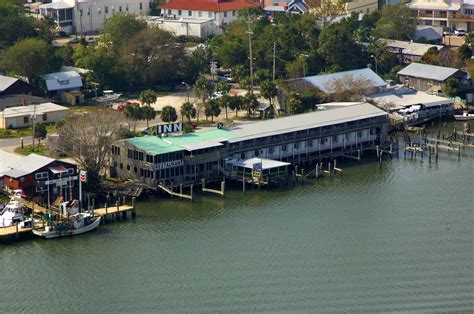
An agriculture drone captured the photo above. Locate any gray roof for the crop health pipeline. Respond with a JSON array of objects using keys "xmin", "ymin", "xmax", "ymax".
[
  {"xmin": 1, "ymin": 153, "xmax": 74, "ymax": 178},
  {"xmin": 39, "ymin": 2, "xmax": 74, "ymax": 9},
  {"xmin": 228, "ymin": 103, "xmax": 387, "ymax": 142},
  {"xmin": 384, "ymin": 39, "xmax": 443, "ymax": 56},
  {"xmin": 233, "ymin": 158, "xmax": 290, "ymax": 170},
  {"xmin": 397, "ymin": 63, "xmax": 460, "ymax": 82},
  {"xmin": 414, "ymin": 27, "xmax": 442, "ymax": 42},
  {"xmin": 0, "ymin": 95, "xmax": 49, "ymax": 111},
  {"xmin": 0, "ymin": 150, "xmax": 22, "ymax": 176},
  {"xmin": 367, "ymin": 86, "xmax": 453, "ymax": 110},
  {"xmin": 2, "ymin": 102, "xmax": 69, "ymax": 118},
  {"xmin": 40, "ymin": 71, "xmax": 82, "ymax": 92},
  {"xmin": 301, "ymin": 68, "xmax": 386, "ymax": 94},
  {"xmin": 0, "ymin": 75, "xmax": 18, "ymax": 93}
]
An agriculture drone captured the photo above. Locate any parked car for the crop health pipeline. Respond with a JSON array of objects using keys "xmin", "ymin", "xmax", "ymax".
[
  {"xmin": 217, "ymin": 74, "xmax": 233, "ymax": 82},
  {"xmin": 116, "ymin": 101, "xmax": 140, "ymax": 111},
  {"xmin": 454, "ymin": 29, "xmax": 466, "ymax": 36},
  {"xmin": 211, "ymin": 91, "xmax": 223, "ymax": 99}
]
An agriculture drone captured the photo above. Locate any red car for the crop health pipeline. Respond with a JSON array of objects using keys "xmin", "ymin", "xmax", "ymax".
[{"xmin": 116, "ymin": 101, "xmax": 140, "ymax": 111}]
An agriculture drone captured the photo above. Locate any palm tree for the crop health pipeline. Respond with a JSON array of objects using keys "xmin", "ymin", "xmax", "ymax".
[
  {"xmin": 260, "ymin": 80, "xmax": 278, "ymax": 118},
  {"xmin": 139, "ymin": 89, "xmax": 157, "ymax": 107},
  {"xmin": 180, "ymin": 101, "xmax": 196, "ymax": 123},
  {"xmin": 216, "ymin": 81, "xmax": 232, "ymax": 119},
  {"xmin": 193, "ymin": 77, "xmax": 213, "ymax": 125},
  {"xmin": 204, "ymin": 99, "xmax": 221, "ymax": 123},
  {"xmin": 243, "ymin": 92, "xmax": 259, "ymax": 117}
]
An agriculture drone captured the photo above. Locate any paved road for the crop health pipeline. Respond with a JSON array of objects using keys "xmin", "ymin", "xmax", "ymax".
[{"xmin": 0, "ymin": 137, "xmax": 32, "ymax": 149}]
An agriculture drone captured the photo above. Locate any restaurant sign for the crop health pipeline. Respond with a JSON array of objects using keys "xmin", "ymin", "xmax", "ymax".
[{"xmin": 154, "ymin": 160, "xmax": 184, "ymax": 170}]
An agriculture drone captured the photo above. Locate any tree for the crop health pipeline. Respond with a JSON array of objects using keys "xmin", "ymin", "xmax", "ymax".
[
  {"xmin": 33, "ymin": 123, "xmax": 47, "ymax": 146},
  {"xmin": 216, "ymin": 81, "xmax": 232, "ymax": 119},
  {"xmin": 421, "ymin": 47, "xmax": 439, "ymax": 65},
  {"xmin": 287, "ymin": 98, "xmax": 305, "ymax": 115},
  {"xmin": 374, "ymin": 5, "xmax": 417, "ymax": 41},
  {"xmin": 219, "ymin": 94, "xmax": 233, "ymax": 120},
  {"xmin": 161, "ymin": 105, "xmax": 178, "ymax": 123},
  {"xmin": 180, "ymin": 102, "xmax": 196, "ymax": 123},
  {"xmin": 1, "ymin": 38, "xmax": 59, "ymax": 83},
  {"xmin": 102, "ymin": 13, "xmax": 147, "ymax": 50},
  {"xmin": 215, "ymin": 40, "xmax": 248, "ymax": 68},
  {"xmin": 139, "ymin": 89, "xmax": 157, "ymax": 107},
  {"xmin": 458, "ymin": 44, "xmax": 472, "ymax": 59},
  {"xmin": 228, "ymin": 95, "xmax": 243, "ymax": 117},
  {"xmin": 327, "ymin": 75, "xmax": 377, "ymax": 102},
  {"xmin": 318, "ymin": 22, "xmax": 366, "ymax": 71},
  {"xmin": 242, "ymin": 92, "xmax": 259, "ymax": 117},
  {"xmin": 193, "ymin": 77, "xmax": 213, "ymax": 124},
  {"xmin": 444, "ymin": 78, "xmax": 460, "ymax": 97},
  {"xmin": 204, "ymin": 99, "xmax": 221, "ymax": 122},
  {"xmin": 141, "ymin": 106, "xmax": 156, "ymax": 128},
  {"xmin": 52, "ymin": 111, "xmax": 125, "ymax": 190},
  {"xmin": 307, "ymin": 0, "xmax": 346, "ymax": 26},
  {"xmin": 231, "ymin": 65, "xmax": 248, "ymax": 84},
  {"xmin": 123, "ymin": 104, "xmax": 142, "ymax": 132},
  {"xmin": 254, "ymin": 69, "xmax": 271, "ymax": 85},
  {"xmin": 260, "ymin": 80, "xmax": 278, "ymax": 117}
]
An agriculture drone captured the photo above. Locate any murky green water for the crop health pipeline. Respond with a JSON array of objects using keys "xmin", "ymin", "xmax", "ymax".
[{"xmin": 1, "ymin": 123, "xmax": 473, "ymax": 313}]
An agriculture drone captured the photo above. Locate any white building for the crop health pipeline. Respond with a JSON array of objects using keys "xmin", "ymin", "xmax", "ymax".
[
  {"xmin": 39, "ymin": 0, "xmax": 155, "ymax": 34},
  {"xmin": 153, "ymin": 0, "xmax": 261, "ymax": 37},
  {"xmin": 409, "ymin": 0, "xmax": 474, "ymax": 31},
  {"xmin": 0, "ymin": 103, "xmax": 70, "ymax": 129}
]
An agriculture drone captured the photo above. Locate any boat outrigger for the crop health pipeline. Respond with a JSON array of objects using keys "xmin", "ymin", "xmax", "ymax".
[{"xmin": 0, "ymin": 190, "xmax": 28, "ymax": 228}]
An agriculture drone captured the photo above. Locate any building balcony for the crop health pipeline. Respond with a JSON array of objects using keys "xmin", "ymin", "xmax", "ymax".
[{"xmin": 451, "ymin": 14, "xmax": 474, "ymax": 21}]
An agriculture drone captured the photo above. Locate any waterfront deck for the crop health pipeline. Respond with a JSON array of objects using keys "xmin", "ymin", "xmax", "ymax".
[
  {"xmin": 93, "ymin": 204, "xmax": 136, "ymax": 223},
  {"xmin": 0, "ymin": 221, "xmax": 44, "ymax": 240}
]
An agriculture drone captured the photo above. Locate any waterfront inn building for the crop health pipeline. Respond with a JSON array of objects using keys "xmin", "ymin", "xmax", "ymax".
[{"xmin": 110, "ymin": 103, "xmax": 389, "ymax": 187}]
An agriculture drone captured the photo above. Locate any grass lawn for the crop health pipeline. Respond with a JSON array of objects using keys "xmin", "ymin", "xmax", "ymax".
[
  {"xmin": 14, "ymin": 143, "xmax": 49, "ymax": 156},
  {"xmin": 0, "ymin": 125, "xmax": 56, "ymax": 139}
]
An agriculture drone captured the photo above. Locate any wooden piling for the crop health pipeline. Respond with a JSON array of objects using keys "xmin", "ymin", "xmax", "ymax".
[{"xmin": 131, "ymin": 197, "xmax": 136, "ymax": 218}]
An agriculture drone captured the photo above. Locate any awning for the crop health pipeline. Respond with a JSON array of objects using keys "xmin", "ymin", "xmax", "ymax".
[{"xmin": 49, "ymin": 165, "xmax": 68, "ymax": 174}]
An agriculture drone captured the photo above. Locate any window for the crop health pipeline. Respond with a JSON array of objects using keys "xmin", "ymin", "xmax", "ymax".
[
  {"xmin": 35, "ymin": 172, "xmax": 48, "ymax": 180},
  {"xmin": 268, "ymin": 147, "xmax": 274, "ymax": 154},
  {"xmin": 149, "ymin": 2, "xmax": 152, "ymax": 9},
  {"xmin": 120, "ymin": 163, "xmax": 123, "ymax": 170},
  {"xmin": 208, "ymin": 11, "xmax": 212, "ymax": 18},
  {"xmin": 140, "ymin": 3, "xmax": 143, "ymax": 10},
  {"xmin": 112, "ymin": 5, "xmax": 115, "ymax": 13},
  {"xmin": 307, "ymin": 140, "xmax": 313, "ymax": 147},
  {"xmin": 357, "ymin": 131, "xmax": 362, "ymax": 138},
  {"xmin": 43, "ymin": 113, "xmax": 47, "ymax": 121},
  {"xmin": 168, "ymin": 9, "xmax": 171, "ymax": 15},
  {"xmin": 67, "ymin": 168, "xmax": 74, "ymax": 175},
  {"xmin": 127, "ymin": 165, "xmax": 130, "ymax": 171},
  {"xmin": 98, "ymin": 7, "xmax": 101, "ymax": 14},
  {"xmin": 198, "ymin": 11, "xmax": 202, "ymax": 17},
  {"xmin": 178, "ymin": 10, "xmax": 181, "ymax": 15},
  {"xmin": 105, "ymin": 6, "xmax": 108, "ymax": 14},
  {"xmin": 232, "ymin": 10, "xmax": 236, "ymax": 16},
  {"xmin": 333, "ymin": 135, "xmax": 338, "ymax": 143},
  {"xmin": 370, "ymin": 128, "xmax": 375, "ymax": 135},
  {"xmin": 119, "ymin": 6, "xmax": 122, "ymax": 12},
  {"xmin": 80, "ymin": 9, "xmax": 83, "ymax": 16},
  {"xmin": 282, "ymin": 144, "xmax": 287, "ymax": 152},
  {"xmin": 188, "ymin": 10, "xmax": 192, "ymax": 17},
  {"xmin": 23, "ymin": 116, "xmax": 29, "ymax": 124},
  {"xmin": 224, "ymin": 11, "xmax": 227, "ymax": 17},
  {"xmin": 146, "ymin": 155, "xmax": 153, "ymax": 163},
  {"xmin": 294, "ymin": 143, "xmax": 299, "ymax": 150}
]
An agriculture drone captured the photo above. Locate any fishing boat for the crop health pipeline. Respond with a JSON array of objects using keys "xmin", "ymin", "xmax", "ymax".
[
  {"xmin": 454, "ymin": 111, "xmax": 474, "ymax": 121},
  {"xmin": 0, "ymin": 190, "xmax": 27, "ymax": 228},
  {"xmin": 404, "ymin": 125, "xmax": 425, "ymax": 132},
  {"xmin": 94, "ymin": 90, "xmax": 122, "ymax": 104},
  {"xmin": 32, "ymin": 213, "xmax": 101, "ymax": 239}
]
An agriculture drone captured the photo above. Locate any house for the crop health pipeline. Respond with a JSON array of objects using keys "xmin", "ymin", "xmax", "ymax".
[
  {"xmin": 408, "ymin": 0, "xmax": 474, "ymax": 31},
  {"xmin": 0, "ymin": 151, "xmax": 78, "ymax": 203},
  {"xmin": 38, "ymin": 0, "xmax": 154, "ymax": 34},
  {"xmin": 397, "ymin": 63, "xmax": 470, "ymax": 92},
  {"xmin": 383, "ymin": 39, "xmax": 446, "ymax": 64},
  {"xmin": 0, "ymin": 75, "xmax": 37, "ymax": 96},
  {"xmin": 0, "ymin": 103, "xmax": 70, "ymax": 129},
  {"xmin": 40, "ymin": 71, "xmax": 83, "ymax": 105},
  {"xmin": 154, "ymin": 0, "xmax": 261, "ymax": 37},
  {"xmin": 0, "ymin": 95, "xmax": 50, "ymax": 112},
  {"xmin": 297, "ymin": 68, "xmax": 386, "ymax": 95},
  {"xmin": 366, "ymin": 85, "xmax": 454, "ymax": 124},
  {"xmin": 263, "ymin": 0, "xmax": 308, "ymax": 14},
  {"xmin": 310, "ymin": 0, "xmax": 377, "ymax": 15}
]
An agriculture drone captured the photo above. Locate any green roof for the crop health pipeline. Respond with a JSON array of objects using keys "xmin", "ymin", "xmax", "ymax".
[{"xmin": 127, "ymin": 129, "xmax": 238, "ymax": 155}]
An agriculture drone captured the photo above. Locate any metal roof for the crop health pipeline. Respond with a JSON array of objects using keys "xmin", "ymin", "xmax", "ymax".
[
  {"xmin": 0, "ymin": 150, "xmax": 22, "ymax": 176},
  {"xmin": 1, "ymin": 153, "xmax": 74, "ymax": 178},
  {"xmin": 39, "ymin": 2, "xmax": 74, "ymax": 9},
  {"xmin": 301, "ymin": 68, "xmax": 386, "ymax": 94},
  {"xmin": 414, "ymin": 27, "xmax": 442, "ymax": 42},
  {"xmin": 397, "ymin": 63, "xmax": 459, "ymax": 82},
  {"xmin": 384, "ymin": 39, "xmax": 443, "ymax": 57},
  {"xmin": 127, "ymin": 129, "xmax": 238, "ymax": 155},
  {"xmin": 0, "ymin": 75, "xmax": 18, "ymax": 93},
  {"xmin": 227, "ymin": 103, "xmax": 387, "ymax": 142},
  {"xmin": 367, "ymin": 86, "xmax": 453, "ymax": 110},
  {"xmin": 1, "ymin": 102, "xmax": 69, "ymax": 118},
  {"xmin": 40, "ymin": 71, "xmax": 82, "ymax": 92},
  {"xmin": 233, "ymin": 158, "xmax": 290, "ymax": 170}
]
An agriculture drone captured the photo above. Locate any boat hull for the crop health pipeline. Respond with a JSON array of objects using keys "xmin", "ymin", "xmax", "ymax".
[
  {"xmin": 33, "ymin": 217, "xmax": 101, "ymax": 239},
  {"xmin": 454, "ymin": 115, "xmax": 474, "ymax": 121}
]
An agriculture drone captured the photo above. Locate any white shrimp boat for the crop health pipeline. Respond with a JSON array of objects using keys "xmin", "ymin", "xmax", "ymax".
[
  {"xmin": 32, "ymin": 213, "xmax": 101, "ymax": 239},
  {"xmin": 0, "ymin": 190, "xmax": 27, "ymax": 228},
  {"xmin": 454, "ymin": 112, "xmax": 474, "ymax": 121}
]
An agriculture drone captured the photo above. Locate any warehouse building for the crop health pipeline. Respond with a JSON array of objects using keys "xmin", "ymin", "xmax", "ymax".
[
  {"xmin": 0, "ymin": 103, "xmax": 69, "ymax": 129},
  {"xmin": 110, "ymin": 103, "xmax": 389, "ymax": 187}
]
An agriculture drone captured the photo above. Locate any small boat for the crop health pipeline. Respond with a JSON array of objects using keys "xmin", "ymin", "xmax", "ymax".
[
  {"xmin": 404, "ymin": 125, "xmax": 425, "ymax": 132},
  {"xmin": 94, "ymin": 90, "xmax": 122, "ymax": 104},
  {"xmin": 32, "ymin": 213, "xmax": 101, "ymax": 239},
  {"xmin": 0, "ymin": 190, "xmax": 27, "ymax": 228},
  {"xmin": 454, "ymin": 111, "xmax": 474, "ymax": 121}
]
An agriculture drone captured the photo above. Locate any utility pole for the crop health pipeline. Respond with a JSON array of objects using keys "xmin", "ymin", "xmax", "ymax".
[
  {"xmin": 247, "ymin": 26, "xmax": 254, "ymax": 94},
  {"xmin": 300, "ymin": 54, "xmax": 309, "ymax": 77},
  {"xmin": 272, "ymin": 42, "xmax": 276, "ymax": 81},
  {"xmin": 31, "ymin": 103, "xmax": 37, "ymax": 151}
]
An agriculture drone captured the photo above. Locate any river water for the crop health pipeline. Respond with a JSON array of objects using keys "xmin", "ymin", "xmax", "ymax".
[{"xmin": 1, "ymin": 124, "xmax": 473, "ymax": 313}]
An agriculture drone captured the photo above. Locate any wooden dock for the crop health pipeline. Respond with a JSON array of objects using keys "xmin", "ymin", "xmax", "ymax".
[
  {"xmin": 0, "ymin": 221, "xmax": 44, "ymax": 241},
  {"xmin": 93, "ymin": 203, "xmax": 136, "ymax": 223}
]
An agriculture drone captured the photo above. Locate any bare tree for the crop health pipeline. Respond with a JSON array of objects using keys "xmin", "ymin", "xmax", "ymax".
[
  {"xmin": 307, "ymin": 0, "xmax": 347, "ymax": 26},
  {"xmin": 51, "ymin": 110, "xmax": 125, "ymax": 188},
  {"xmin": 325, "ymin": 75, "xmax": 378, "ymax": 102}
]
